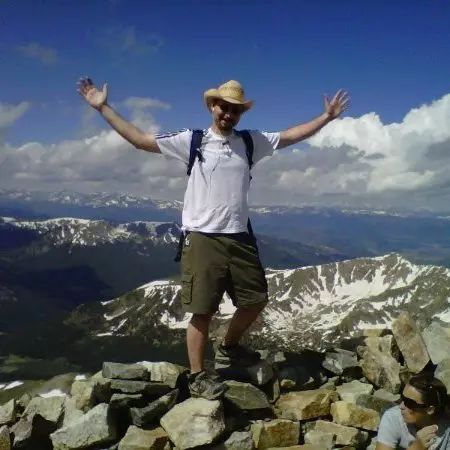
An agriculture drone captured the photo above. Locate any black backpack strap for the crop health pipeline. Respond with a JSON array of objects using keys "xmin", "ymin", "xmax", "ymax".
[
  {"xmin": 236, "ymin": 129, "xmax": 254, "ymax": 170},
  {"xmin": 236, "ymin": 130, "xmax": 258, "ymax": 246},
  {"xmin": 187, "ymin": 129, "xmax": 204, "ymax": 176}
]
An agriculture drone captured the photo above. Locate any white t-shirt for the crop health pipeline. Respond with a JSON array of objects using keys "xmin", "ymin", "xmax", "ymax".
[
  {"xmin": 377, "ymin": 406, "xmax": 450, "ymax": 449},
  {"xmin": 155, "ymin": 128, "xmax": 280, "ymax": 233}
]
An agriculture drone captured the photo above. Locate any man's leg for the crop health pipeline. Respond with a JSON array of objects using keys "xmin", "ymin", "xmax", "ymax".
[
  {"xmin": 187, "ymin": 313, "xmax": 213, "ymax": 373},
  {"xmin": 222, "ymin": 303, "xmax": 265, "ymax": 347},
  {"xmin": 215, "ymin": 234, "xmax": 268, "ymax": 366}
]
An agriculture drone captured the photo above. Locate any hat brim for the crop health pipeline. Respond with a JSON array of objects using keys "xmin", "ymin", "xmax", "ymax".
[{"xmin": 204, "ymin": 89, "xmax": 253, "ymax": 112}]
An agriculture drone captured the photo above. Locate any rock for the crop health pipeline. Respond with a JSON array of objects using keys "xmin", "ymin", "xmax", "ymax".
[
  {"xmin": 118, "ymin": 425, "xmax": 168, "ymax": 450},
  {"xmin": 336, "ymin": 380, "xmax": 374, "ymax": 403},
  {"xmin": 322, "ymin": 348, "xmax": 359, "ymax": 376},
  {"xmin": 250, "ymin": 419, "xmax": 300, "ymax": 449},
  {"xmin": 359, "ymin": 346, "xmax": 401, "ymax": 393},
  {"xmin": 110, "ymin": 394, "xmax": 146, "ymax": 410},
  {"xmin": 373, "ymin": 388, "xmax": 401, "ymax": 403},
  {"xmin": 212, "ymin": 431, "xmax": 254, "ymax": 449},
  {"xmin": 103, "ymin": 362, "xmax": 149, "ymax": 381},
  {"xmin": 23, "ymin": 395, "xmax": 65, "ymax": 425},
  {"xmin": 50, "ymin": 403, "xmax": 117, "ymax": 450},
  {"xmin": 422, "ymin": 322, "xmax": 450, "ymax": 365},
  {"xmin": 160, "ymin": 398, "xmax": 225, "ymax": 449},
  {"xmin": 0, "ymin": 426, "xmax": 10, "ymax": 450},
  {"xmin": 71, "ymin": 379, "xmax": 95, "ymax": 411},
  {"xmin": 331, "ymin": 401, "xmax": 380, "ymax": 431},
  {"xmin": 275, "ymin": 389, "xmax": 335, "ymax": 420},
  {"xmin": 110, "ymin": 380, "xmax": 171, "ymax": 397},
  {"xmin": 392, "ymin": 312, "xmax": 430, "ymax": 373},
  {"xmin": 356, "ymin": 393, "xmax": 396, "ymax": 415},
  {"xmin": 224, "ymin": 381, "xmax": 271, "ymax": 410},
  {"xmin": 10, "ymin": 419, "xmax": 32, "ymax": 448},
  {"xmin": 435, "ymin": 358, "xmax": 450, "ymax": 394},
  {"xmin": 130, "ymin": 390, "xmax": 178, "ymax": 428},
  {"xmin": 139, "ymin": 362, "xmax": 186, "ymax": 388},
  {"xmin": 0, "ymin": 400, "xmax": 17, "ymax": 426},
  {"xmin": 303, "ymin": 430, "xmax": 335, "ymax": 449},
  {"xmin": 62, "ymin": 397, "xmax": 84, "ymax": 427},
  {"xmin": 310, "ymin": 420, "xmax": 369, "ymax": 446},
  {"xmin": 364, "ymin": 335, "xmax": 400, "ymax": 360}
]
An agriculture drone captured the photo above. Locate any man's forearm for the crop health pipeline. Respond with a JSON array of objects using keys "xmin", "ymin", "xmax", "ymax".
[
  {"xmin": 278, "ymin": 112, "xmax": 332, "ymax": 149},
  {"xmin": 98, "ymin": 103, "xmax": 148, "ymax": 149}
]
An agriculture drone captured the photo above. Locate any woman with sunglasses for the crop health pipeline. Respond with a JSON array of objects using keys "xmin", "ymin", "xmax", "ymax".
[{"xmin": 376, "ymin": 372, "xmax": 450, "ymax": 449}]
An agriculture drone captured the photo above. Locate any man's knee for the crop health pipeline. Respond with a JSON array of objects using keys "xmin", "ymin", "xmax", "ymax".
[{"xmin": 189, "ymin": 313, "xmax": 213, "ymax": 327}]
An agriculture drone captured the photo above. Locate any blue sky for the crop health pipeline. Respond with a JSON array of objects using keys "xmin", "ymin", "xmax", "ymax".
[{"xmin": 1, "ymin": 0, "xmax": 450, "ymax": 210}]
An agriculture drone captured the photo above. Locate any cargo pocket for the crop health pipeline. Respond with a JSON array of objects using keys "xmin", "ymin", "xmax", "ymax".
[{"xmin": 181, "ymin": 273, "xmax": 194, "ymax": 305}]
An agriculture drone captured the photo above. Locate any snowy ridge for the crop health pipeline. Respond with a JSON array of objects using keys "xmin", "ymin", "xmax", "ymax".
[
  {"xmin": 1, "ymin": 217, "xmax": 181, "ymax": 247},
  {"xmin": 83, "ymin": 253, "xmax": 450, "ymax": 351}
]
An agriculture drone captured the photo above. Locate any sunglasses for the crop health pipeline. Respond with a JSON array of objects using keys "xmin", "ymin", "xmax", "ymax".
[
  {"xmin": 216, "ymin": 102, "xmax": 243, "ymax": 115},
  {"xmin": 401, "ymin": 394, "xmax": 428, "ymax": 410}
]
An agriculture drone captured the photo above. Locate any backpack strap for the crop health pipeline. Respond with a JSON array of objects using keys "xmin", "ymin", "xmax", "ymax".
[
  {"xmin": 236, "ymin": 130, "xmax": 258, "ymax": 246},
  {"xmin": 236, "ymin": 129, "xmax": 254, "ymax": 171},
  {"xmin": 187, "ymin": 129, "xmax": 204, "ymax": 176}
]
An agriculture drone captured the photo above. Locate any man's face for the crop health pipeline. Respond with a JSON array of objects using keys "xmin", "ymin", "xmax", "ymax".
[{"xmin": 211, "ymin": 100, "xmax": 244, "ymax": 131}]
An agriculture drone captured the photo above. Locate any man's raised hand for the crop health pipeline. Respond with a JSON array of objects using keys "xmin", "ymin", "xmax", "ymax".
[
  {"xmin": 324, "ymin": 89, "xmax": 350, "ymax": 119},
  {"xmin": 77, "ymin": 77, "xmax": 108, "ymax": 110}
]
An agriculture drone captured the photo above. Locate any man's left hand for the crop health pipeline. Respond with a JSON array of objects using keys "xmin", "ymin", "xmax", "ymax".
[{"xmin": 324, "ymin": 89, "xmax": 350, "ymax": 119}]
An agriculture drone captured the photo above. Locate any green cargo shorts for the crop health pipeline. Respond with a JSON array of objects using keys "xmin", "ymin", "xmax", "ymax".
[{"xmin": 180, "ymin": 231, "xmax": 268, "ymax": 314}]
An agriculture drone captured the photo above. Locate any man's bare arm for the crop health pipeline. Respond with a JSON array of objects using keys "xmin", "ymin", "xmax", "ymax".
[
  {"xmin": 97, "ymin": 103, "xmax": 160, "ymax": 153},
  {"xmin": 277, "ymin": 89, "xmax": 350, "ymax": 150},
  {"xmin": 278, "ymin": 112, "xmax": 332, "ymax": 149},
  {"xmin": 77, "ymin": 77, "xmax": 160, "ymax": 153}
]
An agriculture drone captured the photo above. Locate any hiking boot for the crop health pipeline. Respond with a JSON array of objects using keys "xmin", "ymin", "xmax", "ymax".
[
  {"xmin": 215, "ymin": 343, "xmax": 261, "ymax": 367},
  {"xmin": 188, "ymin": 371, "xmax": 228, "ymax": 400}
]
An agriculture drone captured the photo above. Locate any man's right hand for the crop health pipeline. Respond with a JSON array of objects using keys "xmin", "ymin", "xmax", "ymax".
[
  {"xmin": 77, "ymin": 77, "xmax": 108, "ymax": 110},
  {"xmin": 416, "ymin": 425, "xmax": 438, "ymax": 449}
]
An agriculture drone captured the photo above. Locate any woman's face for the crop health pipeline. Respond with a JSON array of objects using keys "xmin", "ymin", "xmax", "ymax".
[{"xmin": 400, "ymin": 384, "xmax": 434, "ymax": 426}]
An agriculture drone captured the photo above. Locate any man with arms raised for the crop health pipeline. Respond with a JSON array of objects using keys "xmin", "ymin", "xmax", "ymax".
[{"xmin": 77, "ymin": 77, "xmax": 349, "ymax": 400}]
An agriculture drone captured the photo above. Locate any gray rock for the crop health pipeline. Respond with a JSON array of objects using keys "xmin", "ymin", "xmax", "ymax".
[
  {"xmin": 110, "ymin": 380, "xmax": 171, "ymax": 397},
  {"xmin": 250, "ymin": 419, "xmax": 300, "ymax": 449},
  {"xmin": 336, "ymin": 380, "xmax": 374, "ymax": 403},
  {"xmin": 435, "ymin": 358, "xmax": 450, "ymax": 394},
  {"xmin": 392, "ymin": 312, "xmax": 430, "ymax": 373},
  {"xmin": 130, "ymin": 390, "xmax": 178, "ymax": 427},
  {"xmin": 322, "ymin": 348, "xmax": 359, "ymax": 375},
  {"xmin": 139, "ymin": 362, "xmax": 186, "ymax": 388},
  {"xmin": 118, "ymin": 425, "xmax": 168, "ymax": 450},
  {"xmin": 110, "ymin": 393, "xmax": 146, "ymax": 410},
  {"xmin": 0, "ymin": 400, "xmax": 17, "ymax": 426},
  {"xmin": 356, "ymin": 393, "xmax": 396, "ymax": 415},
  {"xmin": 10, "ymin": 419, "xmax": 32, "ymax": 448},
  {"xmin": 23, "ymin": 395, "xmax": 65, "ymax": 425},
  {"xmin": 224, "ymin": 381, "xmax": 271, "ymax": 410},
  {"xmin": 160, "ymin": 398, "xmax": 226, "ymax": 449},
  {"xmin": 103, "ymin": 362, "xmax": 148, "ymax": 381},
  {"xmin": 422, "ymin": 322, "xmax": 450, "ymax": 365},
  {"xmin": 50, "ymin": 403, "xmax": 117, "ymax": 450},
  {"xmin": 212, "ymin": 431, "xmax": 254, "ymax": 449}
]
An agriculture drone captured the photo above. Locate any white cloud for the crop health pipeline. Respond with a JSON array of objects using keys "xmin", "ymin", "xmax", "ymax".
[
  {"xmin": 0, "ymin": 102, "xmax": 30, "ymax": 129},
  {"xmin": 1, "ymin": 93, "xmax": 450, "ymax": 211},
  {"xmin": 18, "ymin": 43, "xmax": 58, "ymax": 65}
]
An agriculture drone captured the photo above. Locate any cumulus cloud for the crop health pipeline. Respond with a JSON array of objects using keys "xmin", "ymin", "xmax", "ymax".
[
  {"xmin": 0, "ymin": 102, "xmax": 30, "ymax": 129},
  {"xmin": 18, "ymin": 43, "xmax": 58, "ymax": 65},
  {"xmin": 98, "ymin": 25, "xmax": 163, "ymax": 57},
  {"xmin": 1, "ymin": 93, "xmax": 450, "ymax": 211}
]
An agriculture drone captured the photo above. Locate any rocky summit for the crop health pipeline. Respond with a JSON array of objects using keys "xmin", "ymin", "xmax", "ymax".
[{"xmin": 0, "ymin": 312, "xmax": 449, "ymax": 449}]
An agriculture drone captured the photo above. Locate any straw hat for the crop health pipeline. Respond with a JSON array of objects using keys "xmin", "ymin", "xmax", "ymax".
[{"xmin": 204, "ymin": 80, "xmax": 253, "ymax": 112}]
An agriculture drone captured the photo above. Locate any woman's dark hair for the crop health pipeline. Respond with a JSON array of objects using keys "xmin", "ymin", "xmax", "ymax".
[{"xmin": 408, "ymin": 372, "xmax": 448, "ymax": 415}]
